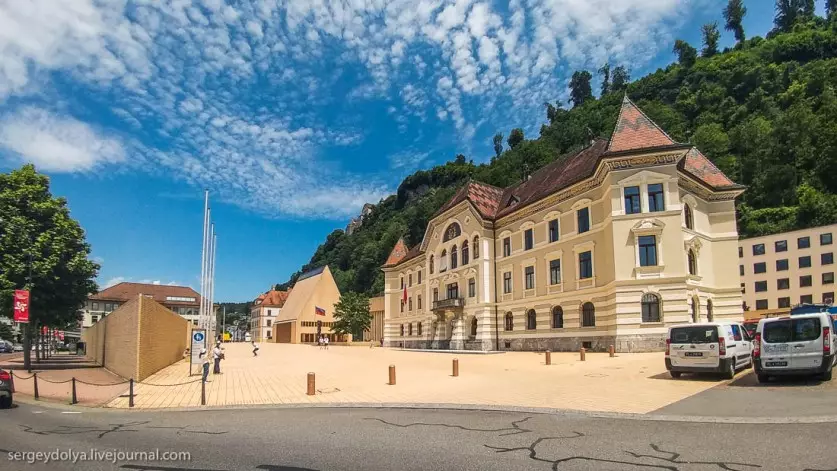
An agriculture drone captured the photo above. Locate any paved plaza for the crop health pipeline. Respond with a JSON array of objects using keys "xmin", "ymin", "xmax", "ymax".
[{"xmin": 103, "ymin": 343, "xmax": 721, "ymax": 412}]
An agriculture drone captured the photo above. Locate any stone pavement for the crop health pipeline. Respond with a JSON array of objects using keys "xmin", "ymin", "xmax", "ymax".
[
  {"xmin": 105, "ymin": 343, "xmax": 719, "ymax": 413},
  {"xmin": 10, "ymin": 368, "xmax": 128, "ymax": 406}
]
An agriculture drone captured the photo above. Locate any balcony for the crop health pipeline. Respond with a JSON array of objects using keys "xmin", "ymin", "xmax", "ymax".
[{"xmin": 432, "ymin": 297, "xmax": 465, "ymax": 312}]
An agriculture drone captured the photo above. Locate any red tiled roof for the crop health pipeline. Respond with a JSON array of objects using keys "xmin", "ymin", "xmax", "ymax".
[
  {"xmin": 91, "ymin": 282, "xmax": 201, "ymax": 306},
  {"xmin": 608, "ymin": 95, "xmax": 676, "ymax": 153},
  {"xmin": 384, "ymin": 238, "xmax": 409, "ymax": 267},
  {"xmin": 257, "ymin": 289, "xmax": 292, "ymax": 307},
  {"xmin": 680, "ymin": 147, "xmax": 737, "ymax": 188},
  {"xmin": 433, "ymin": 180, "xmax": 505, "ymax": 219}
]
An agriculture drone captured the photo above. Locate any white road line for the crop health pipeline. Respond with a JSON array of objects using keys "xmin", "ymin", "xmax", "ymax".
[
  {"xmin": 61, "ymin": 411, "xmax": 81, "ymax": 414},
  {"xmin": 32, "ymin": 411, "xmax": 44, "ymax": 414}
]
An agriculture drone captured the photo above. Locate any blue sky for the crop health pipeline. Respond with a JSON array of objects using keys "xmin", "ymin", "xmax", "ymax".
[{"xmin": 0, "ymin": 0, "xmax": 792, "ymax": 301}]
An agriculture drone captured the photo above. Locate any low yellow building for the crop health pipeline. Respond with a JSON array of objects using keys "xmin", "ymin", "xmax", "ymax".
[{"xmin": 271, "ymin": 266, "xmax": 349, "ymax": 343}]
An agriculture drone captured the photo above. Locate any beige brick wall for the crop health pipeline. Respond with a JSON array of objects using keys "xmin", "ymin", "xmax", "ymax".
[
  {"xmin": 82, "ymin": 297, "xmax": 140, "ymax": 379},
  {"xmin": 137, "ymin": 295, "xmax": 190, "ymax": 381}
]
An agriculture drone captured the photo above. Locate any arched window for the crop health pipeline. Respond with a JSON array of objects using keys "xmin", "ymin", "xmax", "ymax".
[
  {"xmin": 684, "ymin": 204, "xmax": 694, "ymax": 230},
  {"xmin": 470, "ymin": 317, "xmax": 478, "ymax": 337},
  {"xmin": 504, "ymin": 312, "xmax": 514, "ymax": 331},
  {"xmin": 443, "ymin": 222, "xmax": 462, "ymax": 242},
  {"xmin": 526, "ymin": 309, "xmax": 537, "ymax": 330},
  {"xmin": 641, "ymin": 293, "xmax": 661, "ymax": 323},
  {"xmin": 450, "ymin": 245, "xmax": 458, "ymax": 269},
  {"xmin": 440, "ymin": 249, "xmax": 448, "ymax": 271},
  {"xmin": 552, "ymin": 306, "xmax": 564, "ymax": 328},
  {"xmin": 581, "ymin": 302, "xmax": 595, "ymax": 327},
  {"xmin": 400, "ymin": 324, "xmax": 404, "ymax": 336},
  {"xmin": 691, "ymin": 297, "xmax": 699, "ymax": 323},
  {"xmin": 429, "ymin": 255, "xmax": 434, "ymax": 274},
  {"xmin": 462, "ymin": 240, "xmax": 470, "ymax": 265},
  {"xmin": 706, "ymin": 299, "xmax": 714, "ymax": 322},
  {"xmin": 473, "ymin": 236, "xmax": 480, "ymax": 258},
  {"xmin": 418, "ymin": 322, "xmax": 422, "ymax": 336},
  {"xmin": 408, "ymin": 323, "xmax": 413, "ymax": 336},
  {"xmin": 688, "ymin": 249, "xmax": 697, "ymax": 275},
  {"xmin": 408, "ymin": 297, "xmax": 413, "ymax": 311}
]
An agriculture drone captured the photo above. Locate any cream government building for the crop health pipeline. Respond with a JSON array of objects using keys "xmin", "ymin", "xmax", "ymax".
[{"xmin": 381, "ymin": 97, "xmax": 746, "ymax": 352}]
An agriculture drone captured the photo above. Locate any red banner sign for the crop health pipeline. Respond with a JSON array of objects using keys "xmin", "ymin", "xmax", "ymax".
[
  {"xmin": 13, "ymin": 290, "xmax": 30, "ymax": 323},
  {"xmin": 58, "ymin": 331, "xmax": 65, "ymax": 341}
]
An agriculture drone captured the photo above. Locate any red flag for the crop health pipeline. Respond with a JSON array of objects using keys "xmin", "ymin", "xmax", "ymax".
[
  {"xmin": 13, "ymin": 290, "xmax": 30, "ymax": 323},
  {"xmin": 315, "ymin": 306, "xmax": 326, "ymax": 316}
]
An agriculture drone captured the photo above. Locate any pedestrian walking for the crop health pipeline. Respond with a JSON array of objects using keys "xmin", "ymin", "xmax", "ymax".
[
  {"xmin": 252, "ymin": 340, "xmax": 259, "ymax": 357},
  {"xmin": 212, "ymin": 342, "xmax": 224, "ymax": 374},
  {"xmin": 324, "ymin": 336, "xmax": 329, "ymax": 350},
  {"xmin": 199, "ymin": 348, "xmax": 210, "ymax": 382}
]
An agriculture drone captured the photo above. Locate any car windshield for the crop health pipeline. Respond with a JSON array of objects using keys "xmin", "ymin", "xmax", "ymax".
[
  {"xmin": 763, "ymin": 320, "xmax": 792, "ymax": 343},
  {"xmin": 670, "ymin": 326, "xmax": 718, "ymax": 344}
]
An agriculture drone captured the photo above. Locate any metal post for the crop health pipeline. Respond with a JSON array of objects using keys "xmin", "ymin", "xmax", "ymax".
[
  {"xmin": 307, "ymin": 372, "xmax": 315, "ymax": 396},
  {"xmin": 545, "ymin": 350, "xmax": 551, "ymax": 365},
  {"xmin": 609, "ymin": 345, "xmax": 615, "ymax": 357},
  {"xmin": 579, "ymin": 347, "xmax": 586, "ymax": 361},
  {"xmin": 129, "ymin": 378, "xmax": 134, "ymax": 408},
  {"xmin": 452, "ymin": 358, "xmax": 459, "ymax": 377},
  {"xmin": 388, "ymin": 365, "xmax": 396, "ymax": 385},
  {"xmin": 33, "ymin": 372, "xmax": 39, "ymax": 399},
  {"xmin": 201, "ymin": 377, "xmax": 206, "ymax": 406},
  {"xmin": 71, "ymin": 377, "xmax": 77, "ymax": 404},
  {"xmin": 199, "ymin": 192, "xmax": 209, "ymax": 328}
]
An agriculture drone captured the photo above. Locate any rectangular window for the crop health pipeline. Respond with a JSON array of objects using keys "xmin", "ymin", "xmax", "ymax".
[
  {"xmin": 418, "ymin": 271, "xmax": 422, "ymax": 284},
  {"xmin": 778, "ymin": 297, "xmax": 791, "ymax": 308},
  {"xmin": 91, "ymin": 315, "xmax": 99, "ymax": 323},
  {"xmin": 798, "ymin": 236, "xmax": 811, "ymax": 249},
  {"xmin": 800, "ymin": 275, "xmax": 813, "ymax": 287},
  {"xmin": 638, "ymin": 235, "xmax": 657, "ymax": 267},
  {"xmin": 738, "ymin": 247, "xmax": 743, "ymax": 258},
  {"xmin": 400, "ymin": 278, "xmax": 404, "ymax": 289},
  {"xmin": 408, "ymin": 274, "xmax": 412, "ymax": 286},
  {"xmin": 577, "ymin": 207, "xmax": 590, "ymax": 233},
  {"xmin": 92, "ymin": 302, "xmax": 99, "ymax": 310},
  {"xmin": 822, "ymin": 233, "xmax": 833, "ymax": 246},
  {"xmin": 777, "ymin": 278, "xmax": 790, "ymax": 290},
  {"xmin": 446, "ymin": 283, "xmax": 459, "ymax": 300},
  {"xmin": 823, "ymin": 272, "xmax": 835, "ymax": 285},
  {"xmin": 799, "ymin": 256, "xmax": 812, "ymax": 268},
  {"xmin": 775, "ymin": 240, "xmax": 788, "ymax": 252},
  {"xmin": 648, "ymin": 183, "xmax": 665, "ymax": 212},
  {"xmin": 739, "ymin": 265, "xmax": 744, "ymax": 276},
  {"xmin": 503, "ymin": 237, "xmax": 511, "ymax": 257},
  {"xmin": 548, "ymin": 219, "xmax": 559, "ymax": 242},
  {"xmin": 503, "ymin": 272, "xmax": 512, "ymax": 294},
  {"xmin": 753, "ymin": 262, "xmax": 766, "ymax": 274},
  {"xmin": 417, "ymin": 295, "xmax": 422, "ymax": 310},
  {"xmin": 524, "ymin": 229, "xmax": 534, "ymax": 250},
  {"xmin": 525, "ymin": 266, "xmax": 535, "ymax": 290},
  {"xmin": 756, "ymin": 299, "xmax": 768, "ymax": 310},
  {"xmin": 755, "ymin": 281, "xmax": 768, "ymax": 292},
  {"xmin": 409, "ymin": 297, "xmax": 413, "ymax": 311},
  {"xmin": 468, "ymin": 278, "xmax": 476, "ymax": 298},
  {"xmin": 624, "ymin": 186, "xmax": 641, "ymax": 214},
  {"xmin": 776, "ymin": 259, "xmax": 789, "ymax": 271},
  {"xmin": 433, "ymin": 288, "xmax": 438, "ymax": 302},
  {"xmin": 824, "ymin": 292, "xmax": 835, "ymax": 304},
  {"xmin": 266, "ymin": 319, "xmax": 272, "ymax": 327},
  {"xmin": 823, "ymin": 253, "xmax": 834, "ymax": 265},
  {"xmin": 801, "ymin": 294, "xmax": 813, "ymax": 304},
  {"xmin": 752, "ymin": 244, "xmax": 765, "ymax": 256},
  {"xmin": 579, "ymin": 251, "xmax": 593, "ymax": 279},
  {"xmin": 549, "ymin": 259, "xmax": 561, "ymax": 285}
]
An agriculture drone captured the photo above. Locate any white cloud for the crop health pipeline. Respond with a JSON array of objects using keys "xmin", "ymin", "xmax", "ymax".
[
  {"xmin": 0, "ymin": 107, "xmax": 126, "ymax": 172},
  {"xmin": 388, "ymin": 150, "xmax": 431, "ymax": 170},
  {"xmin": 103, "ymin": 277, "xmax": 125, "ymax": 288}
]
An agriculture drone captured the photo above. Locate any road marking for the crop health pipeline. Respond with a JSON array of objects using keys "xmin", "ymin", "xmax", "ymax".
[
  {"xmin": 32, "ymin": 411, "xmax": 44, "ymax": 414},
  {"xmin": 61, "ymin": 411, "xmax": 81, "ymax": 414}
]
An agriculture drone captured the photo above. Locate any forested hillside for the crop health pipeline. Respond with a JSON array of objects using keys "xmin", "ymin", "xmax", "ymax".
[{"xmin": 278, "ymin": 4, "xmax": 837, "ymax": 297}]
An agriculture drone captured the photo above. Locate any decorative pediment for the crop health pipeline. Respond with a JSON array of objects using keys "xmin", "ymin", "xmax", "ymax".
[
  {"xmin": 464, "ymin": 267, "xmax": 478, "ymax": 277},
  {"xmin": 571, "ymin": 198, "xmax": 593, "ymax": 210},
  {"xmin": 684, "ymin": 236, "xmax": 703, "ymax": 253},
  {"xmin": 631, "ymin": 218, "xmax": 665, "ymax": 236}
]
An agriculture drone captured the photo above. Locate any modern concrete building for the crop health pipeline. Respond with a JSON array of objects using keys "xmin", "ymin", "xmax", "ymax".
[
  {"xmin": 739, "ymin": 223, "xmax": 836, "ymax": 313},
  {"xmin": 249, "ymin": 289, "xmax": 292, "ymax": 342},
  {"xmin": 381, "ymin": 97, "xmax": 745, "ymax": 352},
  {"xmin": 364, "ymin": 296, "xmax": 385, "ymax": 343},
  {"xmin": 270, "ymin": 266, "xmax": 349, "ymax": 343},
  {"xmin": 83, "ymin": 282, "xmax": 202, "ymax": 328}
]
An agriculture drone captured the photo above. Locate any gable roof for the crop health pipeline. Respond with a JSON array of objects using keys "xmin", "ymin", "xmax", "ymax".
[
  {"xmin": 297, "ymin": 266, "xmax": 326, "ymax": 282},
  {"xmin": 679, "ymin": 147, "xmax": 739, "ymax": 189},
  {"xmin": 256, "ymin": 289, "xmax": 292, "ymax": 307},
  {"xmin": 384, "ymin": 238, "xmax": 409, "ymax": 267},
  {"xmin": 90, "ymin": 282, "xmax": 201, "ymax": 306},
  {"xmin": 433, "ymin": 180, "xmax": 505, "ymax": 219},
  {"xmin": 607, "ymin": 95, "xmax": 677, "ymax": 153},
  {"xmin": 275, "ymin": 265, "xmax": 339, "ymax": 322}
]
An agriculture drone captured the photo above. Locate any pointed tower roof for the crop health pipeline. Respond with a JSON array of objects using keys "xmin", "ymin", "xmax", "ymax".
[
  {"xmin": 383, "ymin": 238, "xmax": 409, "ymax": 267},
  {"xmin": 608, "ymin": 95, "xmax": 677, "ymax": 153}
]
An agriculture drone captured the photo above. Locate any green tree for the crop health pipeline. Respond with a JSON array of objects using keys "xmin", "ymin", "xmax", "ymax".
[
  {"xmin": 598, "ymin": 63, "xmax": 611, "ymax": 96},
  {"xmin": 507, "ymin": 128, "xmax": 525, "ymax": 149},
  {"xmin": 454, "ymin": 154, "xmax": 467, "ymax": 164},
  {"xmin": 611, "ymin": 66, "xmax": 630, "ymax": 92},
  {"xmin": 723, "ymin": 0, "xmax": 747, "ymax": 43},
  {"xmin": 775, "ymin": 0, "xmax": 798, "ymax": 32},
  {"xmin": 828, "ymin": 0, "xmax": 836, "ymax": 20},
  {"xmin": 0, "ymin": 164, "xmax": 99, "ymax": 369},
  {"xmin": 493, "ymin": 133, "xmax": 503, "ymax": 159},
  {"xmin": 701, "ymin": 22, "xmax": 721, "ymax": 57},
  {"xmin": 0, "ymin": 322, "xmax": 13, "ymax": 342},
  {"xmin": 569, "ymin": 70, "xmax": 593, "ymax": 107},
  {"xmin": 331, "ymin": 292, "xmax": 371, "ymax": 339},
  {"xmin": 673, "ymin": 39, "xmax": 698, "ymax": 68},
  {"xmin": 798, "ymin": 0, "xmax": 815, "ymax": 20}
]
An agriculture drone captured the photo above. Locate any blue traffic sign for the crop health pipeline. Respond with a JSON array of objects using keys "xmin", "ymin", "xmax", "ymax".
[{"xmin": 193, "ymin": 332, "xmax": 205, "ymax": 342}]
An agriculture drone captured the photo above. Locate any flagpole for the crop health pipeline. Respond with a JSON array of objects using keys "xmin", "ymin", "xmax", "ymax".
[
  {"xmin": 210, "ymin": 229, "xmax": 217, "ymax": 336},
  {"xmin": 199, "ymin": 191, "xmax": 209, "ymax": 328}
]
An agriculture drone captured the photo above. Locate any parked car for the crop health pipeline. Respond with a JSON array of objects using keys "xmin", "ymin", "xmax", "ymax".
[
  {"xmin": 743, "ymin": 320, "xmax": 759, "ymax": 339},
  {"xmin": 12, "ymin": 344, "xmax": 23, "ymax": 352},
  {"xmin": 0, "ymin": 341, "xmax": 13, "ymax": 353},
  {"xmin": 665, "ymin": 322, "xmax": 753, "ymax": 379},
  {"xmin": 754, "ymin": 313, "xmax": 835, "ymax": 383},
  {"xmin": 0, "ymin": 369, "xmax": 12, "ymax": 408}
]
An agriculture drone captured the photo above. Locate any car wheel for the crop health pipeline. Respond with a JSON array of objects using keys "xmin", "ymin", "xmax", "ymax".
[
  {"xmin": 724, "ymin": 360, "xmax": 735, "ymax": 380},
  {"xmin": 821, "ymin": 369, "xmax": 833, "ymax": 382},
  {"xmin": 670, "ymin": 371, "xmax": 682, "ymax": 379},
  {"xmin": 757, "ymin": 374, "xmax": 769, "ymax": 384}
]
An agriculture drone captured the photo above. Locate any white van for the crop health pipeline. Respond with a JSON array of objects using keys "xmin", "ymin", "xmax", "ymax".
[
  {"xmin": 665, "ymin": 322, "xmax": 753, "ymax": 379},
  {"xmin": 244, "ymin": 332, "xmax": 252, "ymax": 343},
  {"xmin": 753, "ymin": 313, "xmax": 835, "ymax": 383}
]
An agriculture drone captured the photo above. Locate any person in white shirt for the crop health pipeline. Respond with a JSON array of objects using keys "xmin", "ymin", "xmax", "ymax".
[
  {"xmin": 199, "ymin": 348, "xmax": 210, "ymax": 382},
  {"xmin": 212, "ymin": 343, "xmax": 223, "ymax": 374},
  {"xmin": 251, "ymin": 340, "xmax": 259, "ymax": 357},
  {"xmin": 324, "ymin": 336, "xmax": 329, "ymax": 350}
]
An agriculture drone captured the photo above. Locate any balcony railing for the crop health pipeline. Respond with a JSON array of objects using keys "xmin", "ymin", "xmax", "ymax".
[{"xmin": 432, "ymin": 297, "xmax": 465, "ymax": 311}]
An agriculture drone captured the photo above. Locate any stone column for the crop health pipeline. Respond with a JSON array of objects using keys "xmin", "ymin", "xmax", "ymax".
[{"xmin": 450, "ymin": 312, "xmax": 465, "ymax": 351}]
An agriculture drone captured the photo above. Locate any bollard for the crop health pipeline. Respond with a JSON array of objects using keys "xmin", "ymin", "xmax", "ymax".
[
  {"xmin": 452, "ymin": 358, "xmax": 459, "ymax": 377},
  {"xmin": 545, "ymin": 350, "xmax": 551, "ymax": 366},
  {"xmin": 307, "ymin": 372, "xmax": 316, "ymax": 396},
  {"xmin": 579, "ymin": 347, "xmax": 586, "ymax": 361},
  {"xmin": 129, "ymin": 378, "xmax": 134, "ymax": 408},
  {"xmin": 71, "ymin": 377, "xmax": 77, "ymax": 405},
  {"xmin": 201, "ymin": 377, "xmax": 206, "ymax": 405},
  {"xmin": 388, "ymin": 365, "xmax": 396, "ymax": 385},
  {"xmin": 33, "ymin": 373, "xmax": 39, "ymax": 400},
  {"xmin": 609, "ymin": 345, "xmax": 615, "ymax": 358}
]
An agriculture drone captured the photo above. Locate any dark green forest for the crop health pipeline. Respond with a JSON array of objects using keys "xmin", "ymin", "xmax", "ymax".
[{"xmin": 278, "ymin": 3, "xmax": 837, "ymax": 297}]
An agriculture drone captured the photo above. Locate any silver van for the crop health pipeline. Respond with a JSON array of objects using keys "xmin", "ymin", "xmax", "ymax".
[
  {"xmin": 665, "ymin": 322, "xmax": 753, "ymax": 379},
  {"xmin": 754, "ymin": 313, "xmax": 835, "ymax": 383}
]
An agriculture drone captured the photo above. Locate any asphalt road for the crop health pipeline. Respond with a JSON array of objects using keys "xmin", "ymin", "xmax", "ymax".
[{"xmin": 1, "ymin": 402, "xmax": 836, "ymax": 471}]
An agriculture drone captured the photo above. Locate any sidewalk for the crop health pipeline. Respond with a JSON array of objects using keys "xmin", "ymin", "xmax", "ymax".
[
  {"xmin": 11, "ymin": 368, "xmax": 128, "ymax": 406},
  {"xmin": 105, "ymin": 343, "xmax": 717, "ymax": 413}
]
